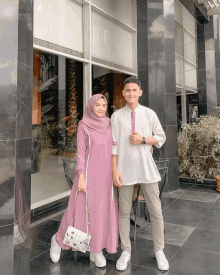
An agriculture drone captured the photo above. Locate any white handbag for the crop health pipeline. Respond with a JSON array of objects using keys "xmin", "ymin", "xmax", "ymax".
[
  {"xmin": 63, "ymin": 190, "xmax": 91, "ymax": 253},
  {"xmin": 14, "ymin": 224, "xmax": 26, "ymax": 246}
]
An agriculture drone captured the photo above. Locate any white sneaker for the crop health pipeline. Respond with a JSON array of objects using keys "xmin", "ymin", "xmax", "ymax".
[
  {"xmin": 50, "ymin": 234, "xmax": 61, "ymax": 263},
  {"xmin": 90, "ymin": 252, "xmax": 106, "ymax": 267},
  {"xmin": 116, "ymin": 251, "xmax": 131, "ymax": 271},
  {"xmin": 155, "ymin": 250, "xmax": 169, "ymax": 271}
]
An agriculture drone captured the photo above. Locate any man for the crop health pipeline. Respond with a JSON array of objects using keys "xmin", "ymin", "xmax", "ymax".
[{"xmin": 111, "ymin": 77, "xmax": 169, "ymax": 271}]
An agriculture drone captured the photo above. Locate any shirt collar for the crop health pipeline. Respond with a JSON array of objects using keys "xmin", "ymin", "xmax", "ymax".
[{"xmin": 125, "ymin": 104, "xmax": 141, "ymax": 113}]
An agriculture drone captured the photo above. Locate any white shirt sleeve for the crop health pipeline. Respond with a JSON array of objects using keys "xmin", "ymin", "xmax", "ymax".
[
  {"xmin": 111, "ymin": 113, "xmax": 118, "ymax": 155},
  {"xmin": 152, "ymin": 112, "xmax": 166, "ymax": 148}
]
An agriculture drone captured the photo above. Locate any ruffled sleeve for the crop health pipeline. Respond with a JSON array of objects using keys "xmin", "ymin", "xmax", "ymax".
[{"xmin": 75, "ymin": 124, "xmax": 87, "ymax": 175}]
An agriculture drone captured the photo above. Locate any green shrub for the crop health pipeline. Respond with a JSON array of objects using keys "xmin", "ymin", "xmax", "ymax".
[{"xmin": 178, "ymin": 108, "xmax": 220, "ymax": 182}]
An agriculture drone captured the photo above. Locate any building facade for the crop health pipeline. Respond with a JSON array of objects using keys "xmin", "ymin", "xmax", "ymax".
[{"xmin": 0, "ymin": 0, "xmax": 220, "ymax": 274}]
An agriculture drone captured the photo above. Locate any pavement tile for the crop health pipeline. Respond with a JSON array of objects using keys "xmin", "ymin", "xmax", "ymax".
[
  {"xmin": 183, "ymin": 228, "xmax": 220, "ymax": 254},
  {"xmin": 169, "ymin": 247, "xmax": 220, "ymax": 275},
  {"xmin": 166, "ymin": 199, "xmax": 213, "ymax": 214},
  {"xmin": 106, "ymin": 237, "xmax": 179, "ymax": 271},
  {"xmin": 136, "ymin": 222, "xmax": 195, "ymax": 246},
  {"xmin": 162, "ymin": 208, "xmax": 205, "ymax": 227},
  {"xmin": 163, "ymin": 190, "xmax": 187, "ymax": 199},
  {"xmin": 180, "ymin": 190, "xmax": 219, "ymax": 203},
  {"xmin": 197, "ymin": 212, "xmax": 220, "ymax": 232}
]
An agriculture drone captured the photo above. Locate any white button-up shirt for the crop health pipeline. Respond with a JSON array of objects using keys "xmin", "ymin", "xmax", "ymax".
[{"xmin": 111, "ymin": 104, "xmax": 166, "ymax": 185}]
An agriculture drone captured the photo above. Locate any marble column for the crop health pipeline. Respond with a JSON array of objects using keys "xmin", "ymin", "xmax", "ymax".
[
  {"xmin": 0, "ymin": 1, "xmax": 33, "ymax": 274},
  {"xmin": 218, "ymin": 15, "xmax": 220, "ymax": 107},
  {"xmin": 198, "ymin": 15, "xmax": 220, "ymax": 115},
  {"xmin": 137, "ymin": 0, "xmax": 179, "ymax": 191},
  {"xmin": 204, "ymin": 16, "xmax": 218, "ymax": 113},
  {"xmin": 197, "ymin": 19, "xmax": 208, "ymax": 115}
]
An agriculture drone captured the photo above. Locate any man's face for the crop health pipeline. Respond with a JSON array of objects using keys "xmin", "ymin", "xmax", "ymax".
[{"xmin": 122, "ymin": 82, "xmax": 142, "ymax": 105}]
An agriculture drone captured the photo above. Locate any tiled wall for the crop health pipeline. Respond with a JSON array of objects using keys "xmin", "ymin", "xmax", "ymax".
[
  {"xmin": 0, "ymin": 0, "xmax": 33, "ymax": 274},
  {"xmin": 137, "ymin": 0, "xmax": 179, "ymax": 191}
]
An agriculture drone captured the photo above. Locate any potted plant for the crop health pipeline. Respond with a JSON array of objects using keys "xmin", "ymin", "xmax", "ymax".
[{"xmin": 178, "ymin": 107, "xmax": 220, "ymax": 188}]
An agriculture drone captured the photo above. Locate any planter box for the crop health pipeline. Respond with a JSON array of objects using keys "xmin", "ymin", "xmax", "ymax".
[
  {"xmin": 179, "ymin": 177, "xmax": 196, "ymax": 184},
  {"xmin": 179, "ymin": 176, "xmax": 216, "ymax": 186},
  {"xmin": 62, "ymin": 152, "xmax": 76, "ymax": 157}
]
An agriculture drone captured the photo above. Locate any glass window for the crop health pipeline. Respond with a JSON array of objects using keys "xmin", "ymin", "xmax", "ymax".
[
  {"xmin": 91, "ymin": 0, "xmax": 134, "ymax": 28},
  {"xmin": 175, "ymin": 56, "xmax": 184, "ymax": 87},
  {"xmin": 174, "ymin": 0, "xmax": 183, "ymax": 25},
  {"xmin": 175, "ymin": 23, "xmax": 184, "ymax": 57},
  {"xmin": 182, "ymin": 5, "xmax": 196, "ymax": 36},
  {"xmin": 91, "ymin": 9, "xmax": 133, "ymax": 69},
  {"xmin": 174, "ymin": 0, "xmax": 198, "ymax": 127},
  {"xmin": 184, "ymin": 31, "xmax": 196, "ymax": 65},
  {"xmin": 34, "ymin": 0, "xmax": 83, "ymax": 53},
  {"xmin": 174, "ymin": 0, "xmax": 197, "ymax": 92},
  {"xmin": 175, "ymin": 0, "xmax": 197, "ymax": 92},
  {"xmin": 31, "ymin": 49, "xmax": 83, "ymax": 208},
  {"xmin": 184, "ymin": 61, "xmax": 197, "ymax": 90},
  {"xmin": 92, "ymin": 65, "xmax": 130, "ymax": 116}
]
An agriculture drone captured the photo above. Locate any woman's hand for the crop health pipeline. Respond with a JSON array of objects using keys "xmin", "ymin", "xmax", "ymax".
[
  {"xmin": 113, "ymin": 169, "xmax": 123, "ymax": 187},
  {"xmin": 78, "ymin": 174, "xmax": 86, "ymax": 192}
]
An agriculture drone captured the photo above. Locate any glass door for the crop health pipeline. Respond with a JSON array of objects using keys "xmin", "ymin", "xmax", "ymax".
[{"xmin": 31, "ymin": 49, "xmax": 83, "ymax": 209}]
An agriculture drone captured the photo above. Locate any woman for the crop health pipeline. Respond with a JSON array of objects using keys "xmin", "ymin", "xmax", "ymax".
[{"xmin": 50, "ymin": 94, "xmax": 118, "ymax": 267}]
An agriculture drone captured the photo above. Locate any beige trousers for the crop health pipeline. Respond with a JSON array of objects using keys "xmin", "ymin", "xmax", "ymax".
[{"xmin": 118, "ymin": 182, "xmax": 164, "ymax": 253}]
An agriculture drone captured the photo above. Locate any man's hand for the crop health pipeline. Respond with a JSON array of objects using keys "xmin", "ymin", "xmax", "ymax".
[
  {"xmin": 129, "ymin": 132, "xmax": 143, "ymax": 145},
  {"xmin": 113, "ymin": 169, "xmax": 123, "ymax": 187}
]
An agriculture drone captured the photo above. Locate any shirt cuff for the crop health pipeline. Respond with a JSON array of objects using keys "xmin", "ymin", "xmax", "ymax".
[
  {"xmin": 153, "ymin": 135, "xmax": 165, "ymax": 149},
  {"xmin": 112, "ymin": 145, "xmax": 118, "ymax": 155},
  {"xmin": 75, "ymin": 168, "xmax": 85, "ymax": 175}
]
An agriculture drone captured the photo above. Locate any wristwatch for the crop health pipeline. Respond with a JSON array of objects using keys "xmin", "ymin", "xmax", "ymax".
[{"xmin": 142, "ymin": 137, "xmax": 146, "ymax": 144}]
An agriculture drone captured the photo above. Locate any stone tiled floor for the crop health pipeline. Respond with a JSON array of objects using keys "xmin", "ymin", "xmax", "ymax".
[{"xmin": 30, "ymin": 183, "xmax": 220, "ymax": 275}]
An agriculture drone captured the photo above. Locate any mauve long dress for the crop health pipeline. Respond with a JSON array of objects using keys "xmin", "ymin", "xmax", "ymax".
[{"xmin": 55, "ymin": 123, "xmax": 118, "ymax": 253}]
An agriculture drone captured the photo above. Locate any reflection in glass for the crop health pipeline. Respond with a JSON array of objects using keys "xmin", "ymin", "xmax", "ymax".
[
  {"xmin": 182, "ymin": 4, "xmax": 196, "ymax": 36},
  {"xmin": 184, "ymin": 31, "xmax": 196, "ymax": 65},
  {"xmin": 34, "ymin": 0, "xmax": 83, "ymax": 52},
  {"xmin": 31, "ymin": 50, "xmax": 83, "ymax": 206},
  {"xmin": 175, "ymin": 56, "xmax": 184, "ymax": 87},
  {"xmin": 177, "ymin": 96, "xmax": 182, "ymax": 131},
  {"xmin": 92, "ymin": 65, "xmax": 130, "ymax": 116},
  {"xmin": 64, "ymin": 59, "xmax": 83, "ymax": 156},
  {"xmin": 174, "ymin": 0, "xmax": 183, "ymax": 25},
  {"xmin": 185, "ymin": 61, "xmax": 197, "ymax": 91},
  {"xmin": 32, "ymin": 50, "xmax": 59, "ymax": 176},
  {"xmin": 177, "ymin": 94, "xmax": 198, "ymax": 130},
  {"xmin": 175, "ymin": 23, "xmax": 183, "ymax": 57},
  {"xmin": 91, "ymin": 0, "xmax": 134, "ymax": 29}
]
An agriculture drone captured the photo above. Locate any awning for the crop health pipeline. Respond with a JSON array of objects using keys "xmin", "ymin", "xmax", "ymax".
[{"xmin": 198, "ymin": 0, "xmax": 220, "ymax": 16}]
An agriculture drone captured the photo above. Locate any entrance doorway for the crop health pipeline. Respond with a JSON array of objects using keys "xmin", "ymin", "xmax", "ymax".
[{"xmin": 92, "ymin": 65, "xmax": 129, "ymax": 116}]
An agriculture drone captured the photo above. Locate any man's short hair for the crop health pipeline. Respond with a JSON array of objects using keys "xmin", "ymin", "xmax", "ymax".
[{"xmin": 123, "ymin": 77, "xmax": 141, "ymax": 89}]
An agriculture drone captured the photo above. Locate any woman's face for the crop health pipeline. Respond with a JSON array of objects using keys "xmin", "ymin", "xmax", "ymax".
[{"xmin": 93, "ymin": 97, "xmax": 107, "ymax": 117}]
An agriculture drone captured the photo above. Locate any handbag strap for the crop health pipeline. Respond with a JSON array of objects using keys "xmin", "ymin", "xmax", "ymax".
[
  {"xmin": 72, "ymin": 190, "xmax": 90, "ymax": 238},
  {"xmin": 72, "ymin": 127, "xmax": 91, "ymax": 238}
]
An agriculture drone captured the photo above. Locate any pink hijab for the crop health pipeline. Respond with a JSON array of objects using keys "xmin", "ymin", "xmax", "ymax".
[{"xmin": 78, "ymin": 94, "xmax": 111, "ymax": 135}]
